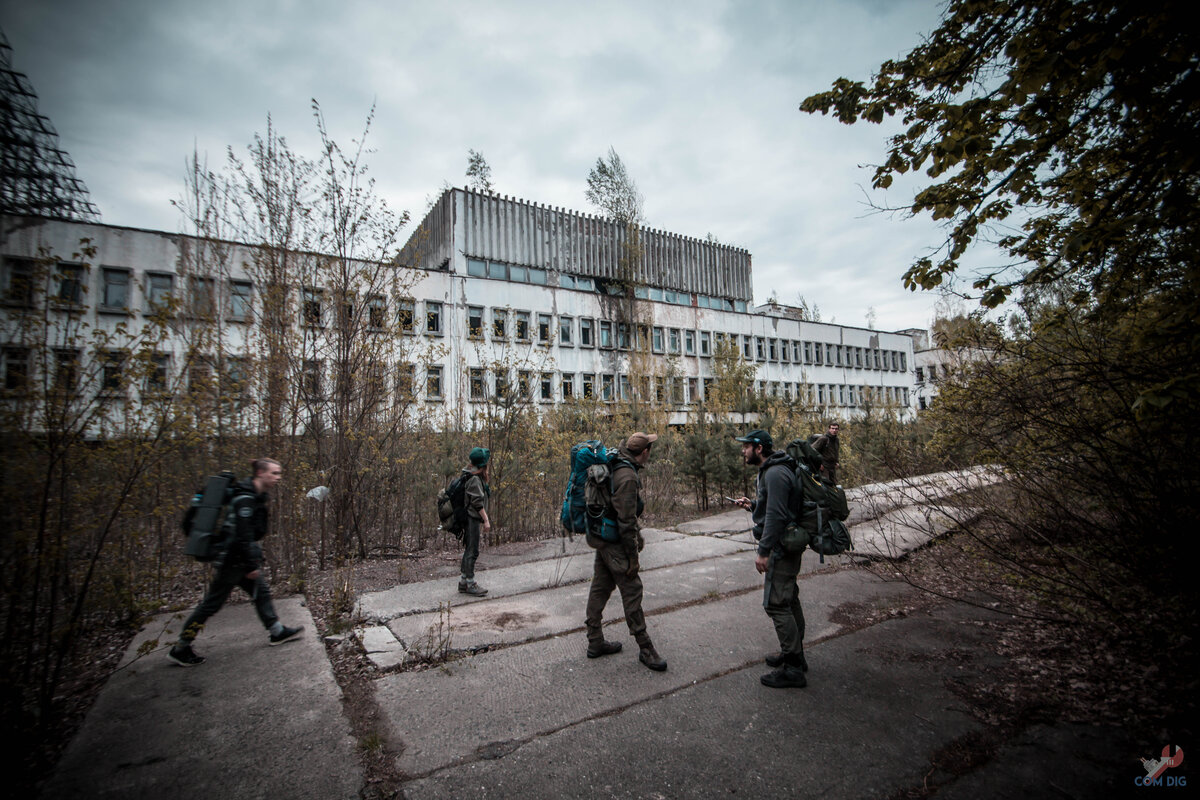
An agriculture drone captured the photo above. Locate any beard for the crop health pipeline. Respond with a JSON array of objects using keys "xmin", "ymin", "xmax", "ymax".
[{"xmin": 744, "ymin": 452, "xmax": 763, "ymax": 466}]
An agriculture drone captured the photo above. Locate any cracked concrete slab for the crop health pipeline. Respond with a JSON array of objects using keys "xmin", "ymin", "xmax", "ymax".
[
  {"xmin": 374, "ymin": 569, "xmax": 914, "ymax": 777},
  {"xmin": 400, "ymin": 600, "xmax": 1007, "ymax": 799},
  {"xmin": 355, "ymin": 531, "xmax": 751, "ymax": 623},
  {"xmin": 385, "ymin": 549, "xmax": 766, "ymax": 657}
]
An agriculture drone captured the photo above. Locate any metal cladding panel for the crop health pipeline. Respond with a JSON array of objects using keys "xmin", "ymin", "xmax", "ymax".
[
  {"xmin": 432, "ymin": 188, "xmax": 752, "ymax": 301},
  {"xmin": 398, "ymin": 190, "xmax": 454, "ymax": 271}
]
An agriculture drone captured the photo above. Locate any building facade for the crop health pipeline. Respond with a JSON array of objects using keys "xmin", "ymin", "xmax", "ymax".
[{"xmin": 2, "ymin": 189, "xmax": 917, "ymax": 429}]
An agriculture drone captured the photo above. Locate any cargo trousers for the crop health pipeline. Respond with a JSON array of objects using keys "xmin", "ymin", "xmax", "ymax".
[
  {"xmin": 584, "ymin": 543, "xmax": 650, "ymax": 646},
  {"xmin": 763, "ymin": 548, "xmax": 806, "ymax": 656}
]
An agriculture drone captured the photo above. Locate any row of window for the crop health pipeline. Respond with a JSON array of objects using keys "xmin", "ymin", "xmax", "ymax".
[
  {"xmin": 464, "ymin": 304, "xmax": 907, "ymax": 370},
  {"xmin": 914, "ymin": 364, "xmax": 952, "ymax": 383},
  {"xmin": 465, "ymin": 367, "xmax": 908, "ymax": 407},
  {"xmin": 1, "ymin": 346, "xmax": 177, "ymax": 395},
  {"xmin": 464, "ymin": 257, "xmax": 749, "ymax": 312},
  {"xmin": 1, "ymin": 258, "xmax": 258, "ymax": 320},
  {"xmin": 2, "ymin": 259, "xmax": 907, "ymax": 372},
  {"xmin": 3, "ymin": 345, "xmax": 911, "ymax": 410}
]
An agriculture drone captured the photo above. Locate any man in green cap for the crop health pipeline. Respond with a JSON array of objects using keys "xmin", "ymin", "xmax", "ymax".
[
  {"xmin": 584, "ymin": 432, "xmax": 667, "ymax": 672},
  {"xmin": 732, "ymin": 429, "xmax": 808, "ymax": 688},
  {"xmin": 459, "ymin": 446, "xmax": 492, "ymax": 596}
]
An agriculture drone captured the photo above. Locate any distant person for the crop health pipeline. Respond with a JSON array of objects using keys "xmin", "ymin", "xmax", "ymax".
[
  {"xmin": 732, "ymin": 429, "xmax": 808, "ymax": 688},
  {"xmin": 812, "ymin": 422, "xmax": 841, "ymax": 484},
  {"xmin": 458, "ymin": 447, "xmax": 492, "ymax": 597},
  {"xmin": 584, "ymin": 432, "xmax": 668, "ymax": 672},
  {"xmin": 169, "ymin": 458, "xmax": 303, "ymax": 666}
]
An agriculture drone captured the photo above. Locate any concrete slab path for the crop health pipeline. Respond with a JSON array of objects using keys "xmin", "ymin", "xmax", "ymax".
[{"xmin": 44, "ymin": 466, "xmax": 1128, "ymax": 799}]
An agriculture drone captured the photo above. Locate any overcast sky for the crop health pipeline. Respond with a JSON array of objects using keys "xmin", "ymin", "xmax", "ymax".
[{"xmin": 2, "ymin": 0, "xmax": 963, "ymax": 332}]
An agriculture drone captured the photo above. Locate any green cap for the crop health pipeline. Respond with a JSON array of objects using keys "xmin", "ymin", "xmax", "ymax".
[{"xmin": 469, "ymin": 447, "xmax": 490, "ymax": 467}]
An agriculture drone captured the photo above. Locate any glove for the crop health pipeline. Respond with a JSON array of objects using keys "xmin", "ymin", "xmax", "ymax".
[
  {"xmin": 625, "ymin": 551, "xmax": 640, "ymax": 576},
  {"xmin": 636, "ymin": 532, "xmax": 645, "ymax": 552}
]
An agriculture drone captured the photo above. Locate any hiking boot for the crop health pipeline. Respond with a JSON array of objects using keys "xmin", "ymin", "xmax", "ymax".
[
  {"xmin": 458, "ymin": 581, "xmax": 488, "ymax": 597},
  {"xmin": 638, "ymin": 644, "xmax": 667, "ymax": 672},
  {"xmin": 760, "ymin": 664, "xmax": 807, "ymax": 689},
  {"xmin": 168, "ymin": 644, "xmax": 205, "ymax": 667},
  {"xmin": 765, "ymin": 651, "xmax": 808, "ymax": 671},
  {"xmin": 269, "ymin": 625, "xmax": 304, "ymax": 646},
  {"xmin": 586, "ymin": 640, "xmax": 623, "ymax": 659}
]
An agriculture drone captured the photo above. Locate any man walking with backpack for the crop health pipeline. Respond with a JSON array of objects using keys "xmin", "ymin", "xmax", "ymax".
[
  {"xmin": 458, "ymin": 447, "xmax": 492, "ymax": 597},
  {"xmin": 169, "ymin": 458, "xmax": 303, "ymax": 666},
  {"xmin": 583, "ymin": 432, "xmax": 668, "ymax": 672},
  {"xmin": 732, "ymin": 430, "xmax": 808, "ymax": 688},
  {"xmin": 812, "ymin": 422, "xmax": 841, "ymax": 485}
]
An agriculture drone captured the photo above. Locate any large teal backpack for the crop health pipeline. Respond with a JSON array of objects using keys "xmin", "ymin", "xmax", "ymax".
[{"xmin": 561, "ymin": 440, "xmax": 611, "ymax": 537}]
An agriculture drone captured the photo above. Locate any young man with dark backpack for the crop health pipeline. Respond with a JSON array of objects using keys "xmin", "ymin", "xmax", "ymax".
[
  {"xmin": 732, "ymin": 429, "xmax": 809, "ymax": 689},
  {"xmin": 457, "ymin": 447, "xmax": 492, "ymax": 597},
  {"xmin": 583, "ymin": 432, "xmax": 668, "ymax": 671},
  {"xmin": 169, "ymin": 458, "xmax": 303, "ymax": 666}
]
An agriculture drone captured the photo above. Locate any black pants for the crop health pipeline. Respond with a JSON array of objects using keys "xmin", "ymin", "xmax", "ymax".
[
  {"xmin": 460, "ymin": 517, "xmax": 481, "ymax": 580},
  {"xmin": 179, "ymin": 565, "xmax": 279, "ymax": 644}
]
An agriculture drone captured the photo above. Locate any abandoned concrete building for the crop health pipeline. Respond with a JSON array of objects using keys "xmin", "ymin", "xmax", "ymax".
[{"xmin": 1, "ymin": 189, "xmax": 915, "ymax": 429}]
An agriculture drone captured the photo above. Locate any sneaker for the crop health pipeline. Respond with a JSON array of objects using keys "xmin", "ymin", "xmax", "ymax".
[
  {"xmin": 586, "ymin": 640, "xmax": 623, "ymax": 658},
  {"xmin": 760, "ymin": 664, "xmax": 807, "ymax": 689},
  {"xmin": 458, "ymin": 581, "xmax": 488, "ymax": 597},
  {"xmin": 765, "ymin": 652, "xmax": 808, "ymax": 671},
  {"xmin": 269, "ymin": 625, "xmax": 304, "ymax": 646},
  {"xmin": 168, "ymin": 644, "xmax": 205, "ymax": 667},
  {"xmin": 638, "ymin": 645, "xmax": 668, "ymax": 672}
]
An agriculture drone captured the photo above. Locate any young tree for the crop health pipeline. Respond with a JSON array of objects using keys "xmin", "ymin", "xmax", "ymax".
[
  {"xmin": 585, "ymin": 147, "xmax": 643, "ymax": 226},
  {"xmin": 465, "ymin": 149, "xmax": 494, "ymax": 194},
  {"xmin": 801, "ymin": 0, "xmax": 1199, "ymax": 635},
  {"xmin": 801, "ymin": 0, "xmax": 1198, "ymax": 409}
]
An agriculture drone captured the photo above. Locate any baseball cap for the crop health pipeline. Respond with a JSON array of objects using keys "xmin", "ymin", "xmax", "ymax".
[
  {"xmin": 734, "ymin": 429, "xmax": 772, "ymax": 448},
  {"xmin": 625, "ymin": 432, "xmax": 659, "ymax": 454}
]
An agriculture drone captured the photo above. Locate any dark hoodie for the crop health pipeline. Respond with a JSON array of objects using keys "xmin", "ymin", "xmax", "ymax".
[
  {"xmin": 750, "ymin": 451, "xmax": 796, "ymax": 557},
  {"xmin": 224, "ymin": 479, "xmax": 268, "ymax": 571}
]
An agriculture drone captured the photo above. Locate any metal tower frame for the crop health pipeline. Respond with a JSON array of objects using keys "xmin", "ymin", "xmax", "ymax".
[{"xmin": 1, "ymin": 30, "xmax": 100, "ymax": 222}]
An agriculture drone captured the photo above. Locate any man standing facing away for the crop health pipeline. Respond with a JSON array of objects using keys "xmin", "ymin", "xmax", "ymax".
[
  {"xmin": 459, "ymin": 447, "xmax": 492, "ymax": 597},
  {"xmin": 584, "ymin": 432, "xmax": 668, "ymax": 672},
  {"xmin": 169, "ymin": 458, "xmax": 303, "ymax": 666},
  {"xmin": 812, "ymin": 422, "xmax": 841, "ymax": 485},
  {"xmin": 733, "ymin": 430, "xmax": 808, "ymax": 688}
]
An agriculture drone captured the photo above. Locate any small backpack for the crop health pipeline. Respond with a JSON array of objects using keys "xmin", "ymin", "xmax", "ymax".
[
  {"xmin": 436, "ymin": 474, "xmax": 470, "ymax": 538},
  {"xmin": 181, "ymin": 471, "xmax": 239, "ymax": 562},
  {"xmin": 561, "ymin": 440, "xmax": 614, "ymax": 539}
]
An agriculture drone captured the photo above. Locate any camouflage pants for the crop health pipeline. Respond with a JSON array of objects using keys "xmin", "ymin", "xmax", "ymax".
[{"xmin": 584, "ymin": 545, "xmax": 649, "ymax": 645}]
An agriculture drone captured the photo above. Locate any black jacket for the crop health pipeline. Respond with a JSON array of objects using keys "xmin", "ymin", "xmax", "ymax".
[
  {"xmin": 224, "ymin": 479, "xmax": 268, "ymax": 571},
  {"xmin": 751, "ymin": 451, "xmax": 796, "ymax": 557},
  {"xmin": 813, "ymin": 434, "xmax": 840, "ymax": 467}
]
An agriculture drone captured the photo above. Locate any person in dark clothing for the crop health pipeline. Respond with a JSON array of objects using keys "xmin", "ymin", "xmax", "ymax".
[
  {"xmin": 169, "ymin": 458, "xmax": 303, "ymax": 666},
  {"xmin": 732, "ymin": 429, "xmax": 808, "ymax": 688},
  {"xmin": 812, "ymin": 422, "xmax": 841, "ymax": 485},
  {"xmin": 458, "ymin": 447, "xmax": 492, "ymax": 597},
  {"xmin": 584, "ymin": 432, "xmax": 667, "ymax": 672}
]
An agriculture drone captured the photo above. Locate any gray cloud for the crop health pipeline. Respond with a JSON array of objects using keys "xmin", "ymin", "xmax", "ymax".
[{"xmin": 3, "ymin": 0, "xmax": 951, "ymax": 330}]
